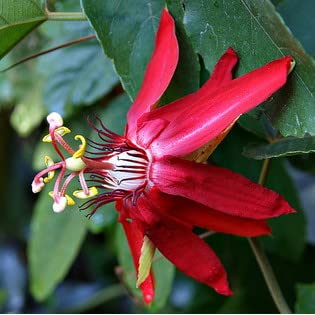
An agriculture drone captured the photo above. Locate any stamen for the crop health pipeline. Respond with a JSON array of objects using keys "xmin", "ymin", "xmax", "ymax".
[
  {"xmin": 73, "ymin": 187, "xmax": 98, "ymax": 199},
  {"xmin": 43, "ymin": 156, "xmax": 55, "ymax": 183},
  {"xmin": 65, "ymin": 194, "xmax": 75, "ymax": 206},
  {"xmin": 79, "ymin": 170, "xmax": 89, "ymax": 195},
  {"xmin": 31, "ymin": 161, "xmax": 64, "ymax": 193},
  {"xmin": 60, "ymin": 173, "xmax": 77, "ymax": 196},
  {"xmin": 73, "ymin": 135, "xmax": 87, "ymax": 158},
  {"xmin": 42, "ymin": 126, "xmax": 71, "ymax": 142}
]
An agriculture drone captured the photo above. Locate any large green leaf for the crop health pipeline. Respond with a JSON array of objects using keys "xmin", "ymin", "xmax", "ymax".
[
  {"xmin": 0, "ymin": 0, "xmax": 47, "ymax": 58},
  {"xmin": 39, "ymin": 39, "xmax": 118, "ymax": 116},
  {"xmin": 243, "ymin": 136, "xmax": 315, "ymax": 160},
  {"xmin": 295, "ymin": 283, "xmax": 315, "ymax": 313},
  {"xmin": 182, "ymin": 0, "xmax": 315, "ymax": 137},
  {"xmin": 29, "ymin": 185, "xmax": 87, "ymax": 301},
  {"xmin": 81, "ymin": 0, "xmax": 165, "ymax": 100}
]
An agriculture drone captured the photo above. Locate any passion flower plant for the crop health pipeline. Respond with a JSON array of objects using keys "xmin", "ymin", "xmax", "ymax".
[{"xmin": 32, "ymin": 9, "xmax": 295, "ymax": 304}]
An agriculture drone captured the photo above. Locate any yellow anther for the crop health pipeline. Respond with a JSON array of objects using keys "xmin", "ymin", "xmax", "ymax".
[
  {"xmin": 65, "ymin": 195, "xmax": 75, "ymax": 206},
  {"xmin": 43, "ymin": 156, "xmax": 55, "ymax": 183},
  {"xmin": 73, "ymin": 135, "xmax": 86, "ymax": 158},
  {"xmin": 73, "ymin": 187, "xmax": 98, "ymax": 199},
  {"xmin": 48, "ymin": 191, "xmax": 54, "ymax": 198},
  {"xmin": 42, "ymin": 126, "xmax": 71, "ymax": 142}
]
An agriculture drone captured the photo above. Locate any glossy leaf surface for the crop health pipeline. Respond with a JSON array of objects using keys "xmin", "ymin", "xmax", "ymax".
[
  {"xmin": 243, "ymin": 136, "xmax": 315, "ymax": 160},
  {"xmin": 0, "ymin": 0, "xmax": 47, "ymax": 58}
]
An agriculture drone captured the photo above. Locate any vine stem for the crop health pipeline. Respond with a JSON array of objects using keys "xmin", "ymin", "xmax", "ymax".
[
  {"xmin": 1, "ymin": 35, "xmax": 96, "ymax": 72},
  {"xmin": 248, "ymin": 158, "xmax": 292, "ymax": 314},
  {"xmin": 47, "ymin": 12, "xmax": 87, "ymax": 21}
]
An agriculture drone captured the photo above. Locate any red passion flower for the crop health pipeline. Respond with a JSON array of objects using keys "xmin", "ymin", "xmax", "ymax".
[{"xmin": 32, "ymin": 9, "xmax": 295, "ymax": 304}]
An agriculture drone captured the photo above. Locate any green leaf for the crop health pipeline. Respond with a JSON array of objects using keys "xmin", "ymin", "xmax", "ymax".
[
  {"xmin": 81, "ymin": 0, "xmax": 165, "ymax": 100},
  {"xmin": 10, "ymin": 78, "xmax": 46, "ymax": 137},
  {"xmin": 263, "ymin": 158, "xmax": 306, "ymax": 262},
  {"xmin": 243, "ymin": 135, "xmax": 315, "ymax": 160},
  {"xmin": 150, "ymin": 251, "xmax": 175, "ymax": 311},
  {"xmin": 295, "ymin": 283, "xmax": 315, "ymax": 313},
  {"xmin": 237, "ymin": 114, "xmax": 272, "ymax": 140},
  {"xmin": 29, "ymin": 185, "xmax": 87, "ymax": 301},
  {"xmin": 39, "ymin": 40, "xmax": 118, "ymax": 115},
  {"xmin": 115, "ymin": 223, "xmax": 142, "ymax": 301},
  {"xmin": 0, "ymin": 0, "xmax": 47, "ymax": 58},
  {"xmin": 182, "ymin": 0, "xmax": 315, "ymax": 137}
]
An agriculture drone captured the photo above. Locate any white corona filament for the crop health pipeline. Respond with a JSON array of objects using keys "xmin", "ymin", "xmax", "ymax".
[{"xmin": 103, "ymin": 150, "xmax": 148, "ymax": 191}]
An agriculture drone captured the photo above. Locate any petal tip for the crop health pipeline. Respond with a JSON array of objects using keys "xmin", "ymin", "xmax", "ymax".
[
  {"xmin": 214, "ymin": 278, "xmax": 233, "ymax": 296},
  {"xmin": 143, "ymin": 293, "xmax": 154, "ymax": 305},
  {"xmin": 226, "ymin": 46, "xmax": 237, "ymax": 56},
  {"xmin": 277, "ymin": 197, "xmax": 297, "ymax": 215}
]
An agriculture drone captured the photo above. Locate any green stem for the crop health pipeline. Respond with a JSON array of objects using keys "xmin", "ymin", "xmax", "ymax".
[
  {"xmin": 248, "ymin": 158, "xmax": 292, "ymax": 314},
  {"xmin": 1, "ymin": 35, "xmax": 96, "ymax": 72},
  {"xmin": 47, "ymin": 12, "xmax": 87, "ymax": 21},
  {"xmin": 248, "ymin": 238, "xmax": 292, "ymax": 314}
]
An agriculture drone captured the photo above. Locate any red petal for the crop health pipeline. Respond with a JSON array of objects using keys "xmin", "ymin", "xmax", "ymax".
[
  {"xmin": 120, "ymin": 214, "xmax": 155, "ymax": 304},
  {"xmin": 151, "ymin": 157, "xmax": 295, "ymax": 220},
  {"xmin": 126, "ymin": 9, "xmax": 178, "ymax": 140},
  {"xmin": 149, "ymin": 56, "xmax": 293, "ymax": 157},
  {"xmin": 144, "ymin": 215, "xmax": 232, "ymax": 295},
  {"xmin": 136, "ymin": 47, "xmax": 238, "ymax": 147},
  {"xmin": 201, "ymin": 47, "xmax": 238, "ymax": 91},
  {"xmin": 145, "ymin": 188, "xmax": 271, "ymax": 237}
]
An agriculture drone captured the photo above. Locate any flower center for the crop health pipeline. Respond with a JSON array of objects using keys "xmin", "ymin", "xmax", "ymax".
[{"xmin": 103, "ymin": 149, "xmax": 149, "ymax": 191}]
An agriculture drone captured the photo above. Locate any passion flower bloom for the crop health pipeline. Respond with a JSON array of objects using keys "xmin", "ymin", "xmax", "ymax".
[{"xmin": 32, "ymin": 9, "xmax": 295, "ymax": 304}]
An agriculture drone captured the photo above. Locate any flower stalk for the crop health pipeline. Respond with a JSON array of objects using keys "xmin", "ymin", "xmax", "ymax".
[{"xmin": 248, "ymin": 158, "xmax": 292, "ymax": 314}]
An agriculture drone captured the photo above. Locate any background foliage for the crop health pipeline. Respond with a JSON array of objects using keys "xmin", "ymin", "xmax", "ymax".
[{"xmin": 0, "ymin": 0, "xmax": 315, "ymax": 313}]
